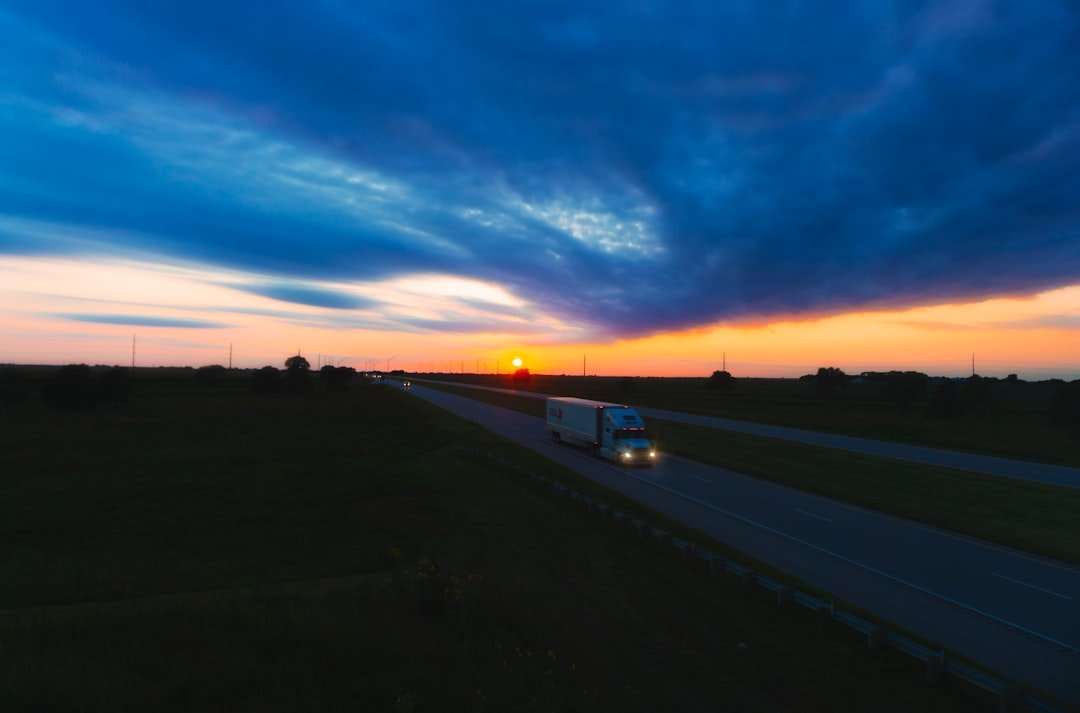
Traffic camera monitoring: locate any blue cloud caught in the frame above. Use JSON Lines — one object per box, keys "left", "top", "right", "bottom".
{"left": 2, "top": 2, "right": 1079, "bottom": 338}
{"left": 56, "top": 314, "right": 229, "bottom": 329}
{"left": 237, "top": 283, "right": 376, "bottom": 310}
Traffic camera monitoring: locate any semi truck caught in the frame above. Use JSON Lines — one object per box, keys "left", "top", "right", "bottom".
{"left": 546, "top": 396, "right": 657, "bottom": 466}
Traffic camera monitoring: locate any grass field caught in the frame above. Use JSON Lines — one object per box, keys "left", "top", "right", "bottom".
{"left": 417, "top": 373, "right": 1080, "bottom": 468}
{"left": 419, "top": 380, "right": 1080, "bottom": 564}
{"left": 0, "top": 374, "right": 990, "bottom": 711}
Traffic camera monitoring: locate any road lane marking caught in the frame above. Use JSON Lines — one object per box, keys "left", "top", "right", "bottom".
{"left": 992, "top": 573, "right": 1072, "bottom": 601}
{"left": 794, "top": 508, "right": 833, "bottom": 523}
{"left": 690, "top": 475, "right": 713, "bottom": 483}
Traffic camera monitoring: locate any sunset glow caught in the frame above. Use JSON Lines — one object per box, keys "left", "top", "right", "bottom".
{"left": 1, "top": 254, "right": 1075, "bottom": 379}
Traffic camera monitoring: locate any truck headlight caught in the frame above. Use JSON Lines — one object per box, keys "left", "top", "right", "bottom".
{"left": 622, "top": 451, "right": 631, "bottom": 459}
{"left": 649, "top": 451, "right": 656, "bottom": 458}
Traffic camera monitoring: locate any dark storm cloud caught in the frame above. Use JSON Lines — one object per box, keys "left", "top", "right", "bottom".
{"left": 2, "top": 1, "right": 1078, "bottom": 337}
{"left": 57, "top": 314, "right": 228, "bottom": 329}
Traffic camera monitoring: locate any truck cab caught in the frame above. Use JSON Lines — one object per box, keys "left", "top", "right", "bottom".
{"left": 601, "top": 408, "right": 656, "bottom": 465}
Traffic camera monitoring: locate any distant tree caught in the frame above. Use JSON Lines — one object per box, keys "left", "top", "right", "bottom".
{"left": 926, "top": 379, "right": 962, "bottom": 419}
{"left": 512, "top": 368, "right": 531, "bottom": 384}
{"left": 195, "top": 364, "right": 228, "bottom": 387}
{"left": 880, "top": 371, "right": 929, "bottom": 412}
{"left": 284, "top": 355, "right": 310, "bottom": 372}
{"left": 250, "top": 365, "right": 282, "bottom": 396}
{"left": 284, "top": 355, "right": 311, "bottom": 393}
{"left": 98, "top": 366, "right": 132, "bottom": 404}
{"left": 815, "top": 367, "right": 847, "bottom": 397}
{"left": 1049, "top": 380, "right": 1080, "bottom": 426}
{"left": 1004, "top": 373, "right": 1021, "bottom": 384}
{"left": 43, "top": 364, "right": 97, "bottom": 409}
{"left": 707, "top": 370, "right": 736, "bottom": 392}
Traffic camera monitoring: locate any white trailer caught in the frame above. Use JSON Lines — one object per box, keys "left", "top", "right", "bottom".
{"left": 546, "top": 396, "right": 657, "bottom": 465}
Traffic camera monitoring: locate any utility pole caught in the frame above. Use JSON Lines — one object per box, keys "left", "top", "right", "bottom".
{"left": 131, "top": 334, "right": 136, "bottom": 368}
{"left": 387, "top": 355, "right": 397, "bottom": 372}
{"left": 723, "top": 352, "right": 726, "bottom": 372}
{"left": 228, "top": 343, "right": 233, "bottom": 370}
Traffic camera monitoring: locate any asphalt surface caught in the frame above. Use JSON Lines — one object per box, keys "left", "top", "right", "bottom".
{"left": 401, "top": 382, "right": 1080, "bottom": 705}
{"left": 412, "top": 379, "right": 1080, "bottom": 488}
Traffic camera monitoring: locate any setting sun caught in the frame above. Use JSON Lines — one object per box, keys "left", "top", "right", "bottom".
{"left": 511, "top": 357, "right": 523, "bottom": 368}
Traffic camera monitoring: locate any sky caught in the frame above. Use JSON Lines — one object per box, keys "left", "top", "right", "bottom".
{"left": 1, "top": 1, "right": 1078, "bottom": 378}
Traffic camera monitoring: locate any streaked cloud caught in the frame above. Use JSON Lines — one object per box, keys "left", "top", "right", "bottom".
{"left": 56, "top": 313, "right": 228, "bottom": 329}
{"left": 236, "top": 283, "right": 376, "bottom": 310}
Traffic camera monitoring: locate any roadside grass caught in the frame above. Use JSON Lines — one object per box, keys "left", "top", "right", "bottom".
{"left": 420, "top": 381, "right": 1080, "bottom": 564}
{"left": 419, "top": 373, "right": 1080, "bottom": 467}
{"left": 0, "top": 383, "right": 986, "bottom": 711}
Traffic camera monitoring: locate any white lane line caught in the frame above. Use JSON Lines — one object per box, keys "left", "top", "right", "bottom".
{"left": 690, "top": 475, "right": 713, "bottom": 483}
{"left": 794, "top": 508, "right": 833, "bottom": 523}
{"left": 992, "top": 573, "right": 1073, "bottom": 601}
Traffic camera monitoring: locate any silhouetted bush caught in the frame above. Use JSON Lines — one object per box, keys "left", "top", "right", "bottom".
{"left": 320, "top": 365, "right": 356, "bottom": 392}
{"left": 512, "top": 368, "right": 530, "bottom": 384}
{"left": 879, "top": 371, "right": 929, "bottom": 411}
{"left": 707, "top": 370, "right": 736, "bottom": 392}
{"left": 98, "top": 366, "right": 132, "bottom": 404}
{"left": 0, "top": 367, "right": 27, "bottom": 406}
{"left": 961, "top": 375, "right": 992, "bottom": 414}
{"left": 1049, "top": 380, "right": 1080, "bottom": 426}
{"left": 815, "top": 367, "right": 847, "bottom": 397}
{"left": 195, "top": 364, "right": 228, "bottom": 387}
{"left": 250, "top": 366, "right": 282, "bottom": 396}
{"left": 43, "top": 364, "right": 97, "bottom": 409}
{"left": 926, "top": 379, "right": 962, "bottom": 419}
{"left": 284, "top": 355, "right": 311, "bottom": 393}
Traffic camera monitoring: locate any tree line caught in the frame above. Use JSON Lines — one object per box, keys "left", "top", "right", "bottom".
{"left": 706, "top": 366, "right": 1080, "bottom": 425}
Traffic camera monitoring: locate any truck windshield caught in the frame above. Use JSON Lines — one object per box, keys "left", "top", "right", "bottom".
{"left": 615, "top": 428, "right": 650, "bottom": 441}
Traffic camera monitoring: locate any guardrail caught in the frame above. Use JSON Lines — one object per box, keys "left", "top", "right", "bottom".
{"left": 455, "top": 445, "right": 1067, "bottom": 713}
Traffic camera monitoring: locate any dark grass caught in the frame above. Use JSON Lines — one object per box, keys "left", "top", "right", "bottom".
{"left": 420, "top": 380, "right": 1080, "bottom": 564}
{"left": 0, "top": 381, "right": 990, "bottom": 711}
{"left": 418, "top": 373, "right": 1080, "bottom": 467}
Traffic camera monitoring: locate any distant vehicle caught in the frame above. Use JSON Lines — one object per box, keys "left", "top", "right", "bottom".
{"left": 402, "top": 380, "right": 411, "bottom": 388}
{"left": 546, "top": 396, "right": 656, "bottom": 466}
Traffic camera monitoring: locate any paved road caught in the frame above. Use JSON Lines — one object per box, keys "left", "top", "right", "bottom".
{"left": 412, "top": 378, "right": 1080, "bottom": 488}
{"left": 402, "top": 382, "right": 1080, "bottom": 704}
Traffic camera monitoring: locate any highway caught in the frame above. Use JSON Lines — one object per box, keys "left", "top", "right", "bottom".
{"left": 410, "top": 379, "right": 1080, "bottom": 488}
{"left": 402, "top": 382, "right": 1080, "bottom": 704}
